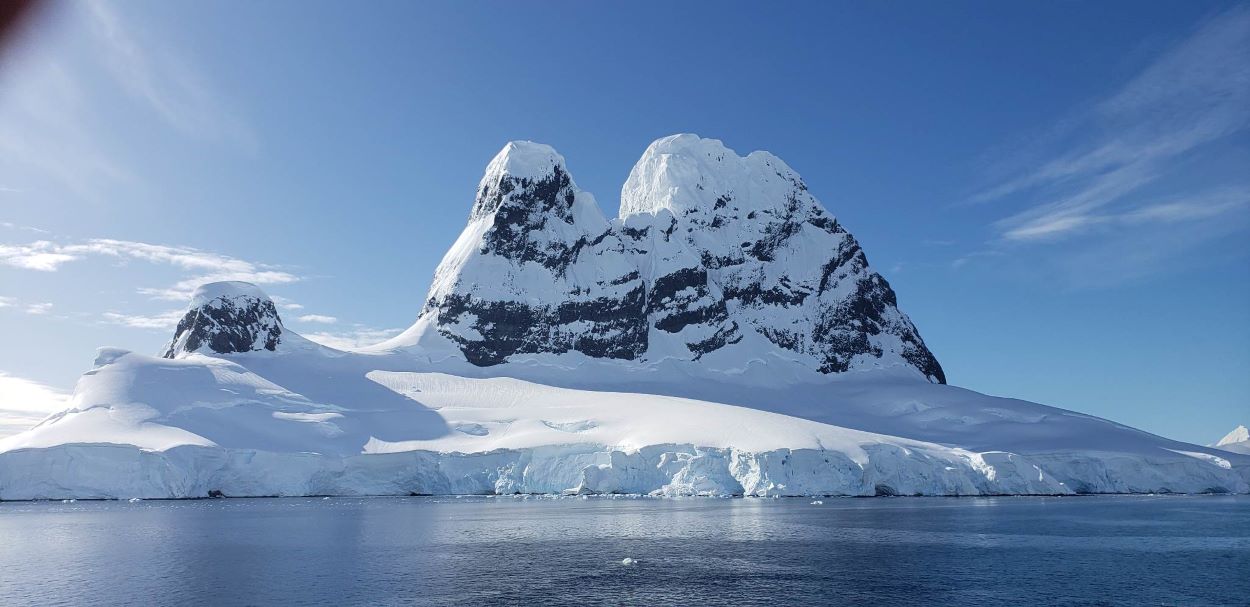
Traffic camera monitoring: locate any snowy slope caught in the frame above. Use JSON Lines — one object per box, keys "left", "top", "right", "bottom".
{"left": 1213, "top": 425, "right": 1250, "bottom": 455}
{"left": 1, "top": 136, "right": 1245, "bottom": 499}
{"left": 1, "top": 338, "right": 1244, "bottom": 499}
{"left": 1, "top": 283, "right": 1245, "bottom": 499}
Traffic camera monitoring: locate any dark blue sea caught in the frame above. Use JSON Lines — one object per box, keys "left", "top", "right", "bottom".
{"left": 1, "top": 495, "right": 1246, "bottom": 606}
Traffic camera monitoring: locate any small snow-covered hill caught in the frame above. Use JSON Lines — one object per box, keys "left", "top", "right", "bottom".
{"left": 0, "top": 136, "right": 1245, "bottom": 499}
{"left": 163, "top": 281, "right": 287, "bottom": 357}
{"left": 1213, "top": 425, "right": 1250, "bottom": 455}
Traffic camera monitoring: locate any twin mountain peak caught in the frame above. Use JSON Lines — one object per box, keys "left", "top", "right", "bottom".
{"left": 165, "top": 134, "right": 946, "bottom": 384}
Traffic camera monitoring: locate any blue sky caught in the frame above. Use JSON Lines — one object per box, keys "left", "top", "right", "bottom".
{"left": 0, "top": 1, "right": 1247, "bottom": 444}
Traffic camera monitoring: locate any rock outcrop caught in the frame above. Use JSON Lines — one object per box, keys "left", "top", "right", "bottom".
{"left": 162, "top": 281, "right": 284, "bottom": 358}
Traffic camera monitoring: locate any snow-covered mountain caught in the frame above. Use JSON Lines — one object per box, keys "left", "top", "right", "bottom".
{"left": 1213, "top": 425, "right": 1250, "bottom": 455}
{"left": 1, "top": 135, "right": 1245, "bottom": 500}
{"left": 375, "top": 135, "right": 943, "bottom": 383}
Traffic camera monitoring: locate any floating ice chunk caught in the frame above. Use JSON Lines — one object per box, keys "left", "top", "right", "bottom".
{"left": 621, "top": 558, "right": 637, "bottom": 566}
{"left": 128, "top": 498, "right": 142, "bottom": 503}
{"left": 810, "top": 500, "right": 823, "bottom": 505}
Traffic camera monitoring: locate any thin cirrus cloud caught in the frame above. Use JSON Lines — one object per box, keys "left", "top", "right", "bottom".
{"left": 297, "top": 314, "right": 338, "bottom": 324}
{"left": 0, "top": 237, "right": 302, "bottom": 302}
{"left": 0, "top": 59, "right": 136, "bottom": 202}
{"left": 0, "top": 242, "right": 76, "bottom": 271}
{"left": 271, "top": 296, "right": 304, "bottom": 311}
{"left": 0, "top": 297, "right": 57, "bottom": 317}
{"left": 101, "top": 309, "right": 186, "bottom": 330}
{"left": 0, "top": 222, "right": 48, "bottom": 234}
{"left": 1001, "top": 188, "right": 1250, "bottom": 242}
{"left": 970, "top": 5, "right": 1250, "bottom": 245}
{"left": 83, "top": 0, "right": 256, "bottom": 150}
{"left": 0, "top": 1, "right": 253, "bottom": 203}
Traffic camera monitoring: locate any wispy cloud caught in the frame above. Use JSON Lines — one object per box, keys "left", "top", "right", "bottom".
{"left": 997, "top": 186, "right": 1250, "bottom": 242}
{"left": 0, "top": 296, "right": 16, "bottom": 308}
{"left": 271, "top": 296, "right": 305, "bottom": 311}
{"left": 0, "top": 59, "right": 137, "bottom": 202}
{"left": 973, "top": 6, "right": 1250, "bottom": 244}
{"left": 101, "top": 309, "right": 185, "bottom": 330}
{"left": 84, "top": 1, "right": 255, "bottom": 149}
{"left": 0, "top": 221, "right": 48, "bottom": 234}
{"left": 950, "top": 249, "right": 1003, "bottom": 270}
{"left": 79, "top": 239, "right": 300, "bottom": 301}
{"left": 1051, "top": 215, "right": 1249, "bottom": 289}
{"left": 24, "top": 302, "right": 53, "bottom": 316}
{"left": 297, "top": 314, "right": 338, "bottom": 324}
{"left": 0, "top": 371, "right": 69, "bottom": 438}
{"left": 0, "top": 2, "right": 254, "bottom": 206}
{"left": 0, "top": 237, "right": 301, "bottom": 301}
{"left": 0, "top": 241, "right": 78, "bottom": 271}
{"left": 999, "top": 187, "right": 1250, "bottom": 243}
{"left": 302, "top": 326, "right": 403, "bottom": 351}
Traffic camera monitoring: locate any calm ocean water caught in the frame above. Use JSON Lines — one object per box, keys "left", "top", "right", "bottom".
{"left": 0, "top": 494, "right": 1246, "bottom": 606}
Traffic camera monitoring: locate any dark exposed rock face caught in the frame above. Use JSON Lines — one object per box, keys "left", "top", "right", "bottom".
{"left": 475, "top": 164, "right": 583, "bottom": 273}
{"left": 419, "top": 142, "right": 651, "bottom": 366}
{"left": 162, "top": 282, "right": 284, "bottom": 358}
{"left": 432, "top": 288, "right": 648, "bottom": 366}
{"left": 412, "top": 136, "right": 946, "bottom": 383}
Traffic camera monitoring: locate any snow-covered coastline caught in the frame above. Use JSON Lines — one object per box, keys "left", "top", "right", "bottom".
{"left": 1, "top": 347, "right": 1244, "bottom": 500}
{"left": 3, "top": 442, "right": 1245, "bottom": 501}
{"left": 3, "top": 135, "right": 1246, "bottom": 500}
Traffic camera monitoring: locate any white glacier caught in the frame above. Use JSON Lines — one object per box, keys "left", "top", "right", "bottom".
{"left": 1, "top": 342, "right": 1244, "bottom": 500}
